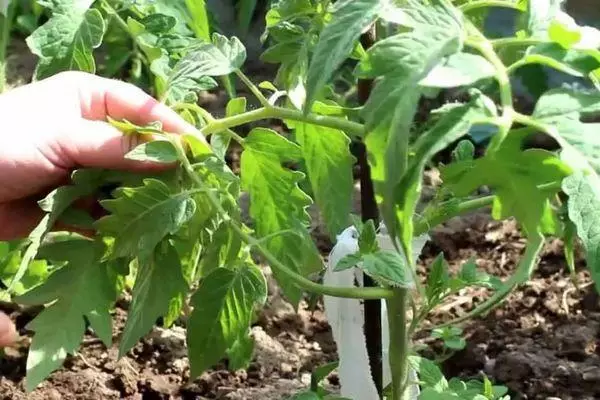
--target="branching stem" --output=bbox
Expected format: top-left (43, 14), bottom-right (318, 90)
top-left (172, 139), bottom-right (394, 300)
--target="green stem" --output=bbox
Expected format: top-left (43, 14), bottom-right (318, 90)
top-left (171, 138), bottom-right (393, 300)
top-left (101, 0), bottom-right (132, 38)
top-left (235, 69), bottom-right (270, 107)
top-left (491, 37), bottom-right (547, 48)
top-left (465, 37), bottom-right (514, 155)
top-left (200, 106), bottom-right (366, 138)
top-left (414, 195), bottom-right (494, 236)
top-left (171, 102), bottom-right (246, 145)
top-left (459, 0), bottom-right (524, 12)
top-left (387, 289), bottom-right (410, 400)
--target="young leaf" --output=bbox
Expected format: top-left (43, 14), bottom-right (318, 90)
top-left (441, 130), bottom-right (572, 232)
top-left (125, 140), bottom-right (179, 163)
top-left (240, 128), bottom-right (322, 305)
top-left (419, 53), bottom-right (496, 89)
top-left (15, 237), bottom-right (117, 391)
top-left (426, 253), bottom-right (450, 306)
top-left (532, 88), bottom-right (600, 170)
top-left (562, 171), bottom-right (600, 293)
top-left (119, 241), bottom-right (187, 357)
top-left (96, 178), bottom-right (197, 261)
top-left (27, 0), bottom-right (106, 79)
top-left (305, 0), bottom-right (383, 110)
top-left (408, 355), bottom-right (448, 391)
top-left (187, 263), bottom-right (267, 377)
top-left (289, 118), bottom-right (355, 239)
top-left (177, 32), bottom-right (246, 77)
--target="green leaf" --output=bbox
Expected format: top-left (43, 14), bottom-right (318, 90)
top-left (178, 32), bottom-right (246, 77)
top-left (227, 333), bottom-right (255, 370)
top-left (517, 43), bottom-right (600, 77)
top-left (419, 53), bottom-right (496, 88)
top-left (334, 249), bottom-right (412, 288)
top-left (451, 140), bottom-right (475, 162)
top-left (119, 241), bottom-right (187, 357)
top-left (360, 250), bottom-right (413, 288)
top-left (290, 118), bottom-right (355, 238)
top-left (125, 139), bottom-right (179, 163)
top-left (441, 129), bottom-right (572, 232)
top-left (27, 0), bottom-right (106, 79)
top-left (357, 28), bottom-right (462, 130)
top-left (140, 13), bottom-right (176, 34)
top-left (15, 237), bottom-right (116, 391)
top-left (311, 361), bottom-right (339, 389)
top-left (240, 128), bottom-right (323, 305)
top-left (396, 95), bottom-right (488, 248)
top-left (562, 171), bottom-right (600, 294)
top-left (533, 88), bottom-right (600, 170)
top-left (8, 169), bottom-right (115, 292)
top-left (426, 253), bottom-right (450, 305)
top-left (164, 50), bottom-right (218, 104)
top-left (408, 355), bottom-right (448, 391)
top-left (358, 220), bottom-right (378, 254)
top-left (187, 263), bottom-right (267, 377)
top-left (96, 178), bottom-right (197, 261)
top-left (305, 0), bottom-right (383, 110)
top-left (184, 0), bottom-right (210, 41)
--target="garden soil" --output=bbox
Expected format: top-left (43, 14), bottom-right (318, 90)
top-left (2, 39), bottom-right (600, 400)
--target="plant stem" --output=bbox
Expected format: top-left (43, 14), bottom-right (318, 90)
top-left (101, 0), bottom-right (132, 38)
top-left (459, 0), bottom-right (524, 12)
top-left (199, 106), bottom-right (366, 138)
top-left (172, 102), bottom-right (246, 145)
top-left (465, 36), bottom-right (514, 155)
top-left (491, 37), bottom-right (547, 48)
top-left (386, 289), bottom-right (410, 400)
top-left (172, 138), bottom-right (394, 300)
top-left (413, 195), bottom-right (494, 235)
top-left (235, 69), bottom-right (270, 107)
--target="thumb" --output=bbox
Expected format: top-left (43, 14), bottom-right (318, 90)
top-left (0, 312), bottom-right (17, 347)
top-left (58, 119), bottom-right (175, 171)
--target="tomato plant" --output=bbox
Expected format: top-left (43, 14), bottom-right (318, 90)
top-left (2, 0), bottom-right (600, 399)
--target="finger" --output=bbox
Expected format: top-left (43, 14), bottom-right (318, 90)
top-left (58, 119), bottom-right (176, 171)
top-left (72, 73), bottom-right (200, 135)
top-left (0, 312), bottom-right (17, 347)
top-left (0, 200), bottom-right (44, 241)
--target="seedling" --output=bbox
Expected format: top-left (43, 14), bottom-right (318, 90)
top-left (2, 1), bottom-right (600, 399)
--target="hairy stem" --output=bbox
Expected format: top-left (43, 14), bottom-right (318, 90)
top-left (387, 289), bottom-right (410, 400)
top-left (172, 138), bottom-right (394, 300)
top-left (235, 69), bottom-right (270, 107)
top-left (199, 106), bottom-right (366, 138)
top-left (171, 102), bottom-right (246, 145)
top-left (459, 0), bottom-right (524, 12)
top-left (465, 36), bottom-right (514, 155)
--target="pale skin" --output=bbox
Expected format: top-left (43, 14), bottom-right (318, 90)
top-left (0, 71), bottom-right (199, 347)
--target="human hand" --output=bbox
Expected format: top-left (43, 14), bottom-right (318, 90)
top-left (0, 71), bottom-right (198, 240)
top-left (0, 71), bottom-right (199, 347)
